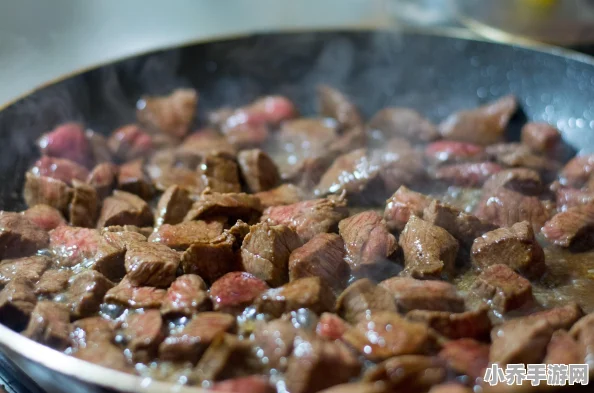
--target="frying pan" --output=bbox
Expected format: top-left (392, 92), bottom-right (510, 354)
top-left (0, 29), bottom-right (594, 393)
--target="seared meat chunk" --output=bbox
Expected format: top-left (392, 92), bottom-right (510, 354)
top-left (0, 212), bottom-right (49, 259)
top-left (211, 376), bottom-right (275, 393)
top-left (542, 202), bottom-right (594, 249)
top-left (364, 355), bottom-right (447, 391)
top-left (383, 186), bottom-right (434, 232)
top-left (184, 191), bottom-right (262, 223)
top-left (438, 338), bottom-right (489, 381)
top-left (177, 129), bottom-right (236, 165)
top-left (255, 184), bottom-right (304, 208)
top-left (368, 107), bottom-right (438, 142)
top-left (31, 156), bottom-right (89, 185)
top-left (406, 306), bottom-right (492, 340)
top-left (160, 274), bottom-right (210, 316)
top-left (199, 152), bottom-right (241, 193)
top-left (22, 301), bottom-right (71, 349)
top-left (97, 190), bottom-right (153, 228)
top-left (86, 162), bottom-right (118, 199)
top-left (0, 255), bottom-right (50, 286)
top-left (336, 278), bottom-right (396, 323)
top-left (237, 149), bottom-right (280, 193)
top-left (209, 272), bottom-right (269, 314)
top-left (379, 277), bottom-right (465, 313)
top-left (104, 277), bottom-right (166, 309)
top-left (560, 154), bottom-right (594, 187)
top-left (438, 95), bottom-right (517, 145)
top-left (425, 141), bottom-right (486, 165)
top-left (318, 85), bottom-right (362, 129)
top-left (399, 216), bottom-right (459, 279)
top-left (192, 333), bottom-right (259, 381)
top-left (69, 180), bottom-right (98, 227)
top-left (483, 168), bottom-right (542, 195)
top-left (544, 330), bottom-right (583, 365)
top-left (119, 310), bottom-right (164, 362)
top-left (555, 185), bottom-right (594, 211)
top-left (254, 277), bottom-right (336, 317)
top-left (181, 233), bottom-right (237, 284)
top-left (471, 221), bottom-right (545, 277)
top-left (154, 185), bottom-right (193, 227)
top-left (433, 162), bottom-right (502, 187)
top-left (23, 204), bottom-right (66, 231)
top-left (471, 264), bottom-right (533, 312)
top-left (0, 279), bottom-right (37, 331)
top-left (316, 313), bottom-right (350, 341)
top-left (117, 159), bottom-right (153, 200)
top-left (124, 241), bottom-right (179, 287)
top-left (521, 122), bottom-right (561, 152)
top-left (240, 222), bottom-right (302, 287)
top-left (86, 130), bottom-right (113, 164)
top-left (148, 219), bottom-right (225, 250)
top-left (68, 270), bottom-right (114, 319)
top-left (37, 123), bottom-right (91, 167)
top-left (252, 319), bottom-right (298, 371)
top-left (107, 124), bottom-right (153, 162)
top-left (23, 173), bottom-right (72, 213)
top-left (35, 269), bottom-right (72, 296)
top-left (136, 88), bottom-right (198, 138)
top-left (288, 233), bottom-right (349, 292)
top-left (569, 313), bottom-right (594, 368)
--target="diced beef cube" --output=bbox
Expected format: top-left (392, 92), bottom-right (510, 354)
top-left (35, 269), bottom-right (72, 296)
top-left (433, 162), bottom-right (502, 187)
top-left (490, 143), bottom-right (557, 173)
top-left (209, 271), bottom-right (269, 314)
top-left (471, 264), bottom-right (533, 312)
top-left (237, 149), bottom-right (280, 193)
top-left (223, 120), bottom-right (270, 149)
top-left (343, 311), bottom-right (430, 361)
top-left (244, 95), bottom-right (297, 125)
top-left (212, 376), bottom-right (275, 393)
top-left (570, 313), bottom-right (594, 368)
top-left (542, 202), bottom-right (594, 249)
top-left (560, 154), bottom-right (594, 187)
top-left (184, 191), bottom-right (262, 223)
top-left (475, 187), bottom-right (551, 232)
top-left (316, 312), bottom-right (350, 341)
top-left (31, 156), bottom-right (89, 186)
top-left (336, 278), bottom-right (396, 323)
top-left (71, 316), bottom-right (115, 346)
top-left (406, 306), bottom-right (492, 340)
top-left (68, 270), bottom-right (114, 319)
top-left (69, 180), bottom-right (98, 228)
top-left (37, 123), bottom-right (92, 167)
top-left (555, 185), bottom-right (594, 211)
top-left (425, 141), bottom-right (486, 165)
top-left (0, 212), bottom-right (49, 259)
top-left (0, 279), bottom-right (37, 330)
top-left (254, 276), bottom-right (336, 317)
top-left (149, 220), bottom-right (224, 250)
top-left (181, 233), bottom-right (237, 284)
top-left (317, 383), bottom-right (387, 393)
top-left (0, 255), bottom-right (50, 286)
top-left (23, 204), bottom-right (66, 231)
top-left (177, 129), bottom-right (237, 165)
top-left (483, 168), bottom-right (542, 195)
top-left (107, 124), bottom-right (154, 162)
top-left (255, 184), bottom-right (304, 208)
top-left (471, 221), bottom-right (545, 277)
top-left (285, 337), bottom-right (360, 393)
top-left (438, 338), bottom-right (489, 381)
top-left (22, 301), bottom-right (70, 349)
top-left (147, 162), bottom-right (204, 194)
top-left (124, 241), bottom-right (179, 287)
top-left (262, 195), bottom-right (348, 243)
top-left (226, 220), bottom-right (250, 248)
top-left (288, 233), bottom-right (349, 292)
top-left (86, 162), bottom-right (118, 199)
top-left (438, 95), bottom-right (517, 145)
top-left (154, 185), bottom-right (193, 227)
top-left (544, 330), bottom-right (583, 365)
top-left (160, 274), bottom-right (210, 316)
top-left (521, 122), bottom-right (561, 152)
top-left (136, 88), bottom-right (198, 138)
top-left (252, 318), bottom-right (298, 371)
top-left (364, 355), bottom-right (447, 391)
top-left (85, 129), bottom-right (112, 164)
top-left (379, 277), bottom-right (465, 313)
top-left (313, 148), bottom-right (367, 195)
top-left (119, 310), bottom-right (164, 362)
top-left (104, 277), bottom-right (166, 308)
top-left (383, 186), bottom-right (434, 232)
top-left (159, 312), bottom-right (236, 363)
top-left (23, 173), bottom-right (72, 213)
top-left (318, 85), bottom-right (362, 129)
top-left (72, 321), bottom-right (132, 373)
top-left (399, 216), bottom-right (459, 279)
top-left (97, 190), bottom-right (153, 228)
top-left (117, 159), bottom-right (153, 200)
top-left (368, 107), bottom-right (439, 142)
top-left (199, 153), bottom-right (241, 193)
top-left (240, 222), bottom-right (302, 287)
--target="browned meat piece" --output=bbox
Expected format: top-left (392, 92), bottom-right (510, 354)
top-left (0, 279), bottom-right (37, 330)
top-left (97, 190), bottom-right (153, 228)
top-left (343, 311), bottom-right (430, 361)
top-left (471, 221), bottom-right (545, 277)
top-left (199, 152), bottom-right (242, 193)
top-left (181, 233), bottom-right (237, 284)
top-left (184, 191), bottom-right (262, 223)
top-left (383, 186), bottom-right (434, 232)
top-left (31, 156), bottom-right (89, 185)
top-left (406, 306), bottom-right (492, 340)
top-left (107, 124), bottom-right (154, 162)
top-left (85, 129), bottom-right (112, 164)
top-left (560, 154), bottom-right (594, 187)
top-left (0, 212), bottom-right (49, 259)
top-left (237, 149), bottom-right (280, 193)
top-left (364, 355), bottom-right (447, 391)
top-left (521, 122), bottom-right (561, 152)
top-left (316, 312), bottom-right (350, 340)
top-left (338, 211), bottom-right (398, 275)
top-left (209, 271), bottom-right (269, 314)
top-left (483, 168), bottom-right (542, 195)
top-left (433, 162), bottom-right (502, 187)
top-left (192, 333), bottom-right (258, 381)
top-left (285, 337), bottom-right (360, 393)
top-left (438, 95), bottom-right (517, 145)
top-left (150, 166), bottom-right (204, 195)
top-left (544, 330), bottom-right (583, 364)
top-left (119, 310), bottom-right (164, 362)
top-left (336, 278), bottom-right (396, 323)
top-left (223, 121), bottom-right (269, 149)
top-left (71, 317), bottom-right (114, 346)
top-left (0, 255), bottom-right (50, 286)
top-left (252, 319), bottom-right (298, 371)
top-left (430, 384), bottom-right (473, 393)
top-left (555, 185), bottom-right (594, 211)
top-left (492, 143), bottom-right (558, 174)
top-left (254, 276), bottom-right (336, 317)
top-left (68, 180), bottom-right (98, 228)
top-left (379, 277), bottom-right (465, 313)
top-left (117, 159), bottom-right (153, 200)
top-left (104, 277), bottom-right (166, 308)
top-left (102, 225), bottom-right (152, 238)
top-left (23, 301), bottom-right (70, 349)
top-left (318, 383), bottom-right (388, 393)
top-left (35, 269), bottom-right (72, 296)
top-left (37, 123), bottom-right (92, 167)
top-left (68, 270), bottom-right (114, 319)
top-left (288, 233), bottom-right (349, 292)
top-left (23, 204), bottom-right (66, 231)
top-left (177, 129), bottom-right (237, 164)
top-left (368, 107), bottom-right (439, 142)
top-left (314, 148), bottom-right (367, 195)
top-left (211, 376), bottom-right (275, 393)
top-left (425, 141), bottom-right (486, 165)
top-left (86, 162), bottom-right (118, 199)
top-left (438, 338), bottom-right (489, 381)
top-left (124, 241), bottom-right (179, 287)
top-left (226, 220), bottom-right (250, 248)
top-left (239, 95), bottom-right (297, 126)
top-left (240, 222), bottom-right (302, 286)
top-left (542, 202), bottom-right (594, 249)
top-left (154, 185), bottom-right (193, 227)
top-left (399, 216), bottom-right (459, 279)
top-left (570, 313), bottom-right (594, 368)
top-left (136, 88), bottom-right (198, 138)
top-left (318, 85), bottom-right (362, 129)
top-left (23, 173), bottom-right (72, 213)
top-left (475, 187), bottom-right (550, 232)
top-left (255, 184), bottom-right (304, 208)
top-left (148, 219), bottom-right (224, 250)
top-left (471, 264), bottom-right (533, 312)
top-left (261, 195), bottom-right (348, 243)
top-left (160, 274), bottom-right (210, 316)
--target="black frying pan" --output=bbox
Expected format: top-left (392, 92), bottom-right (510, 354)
top-left (0, 30), bottom-right (593, 393)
